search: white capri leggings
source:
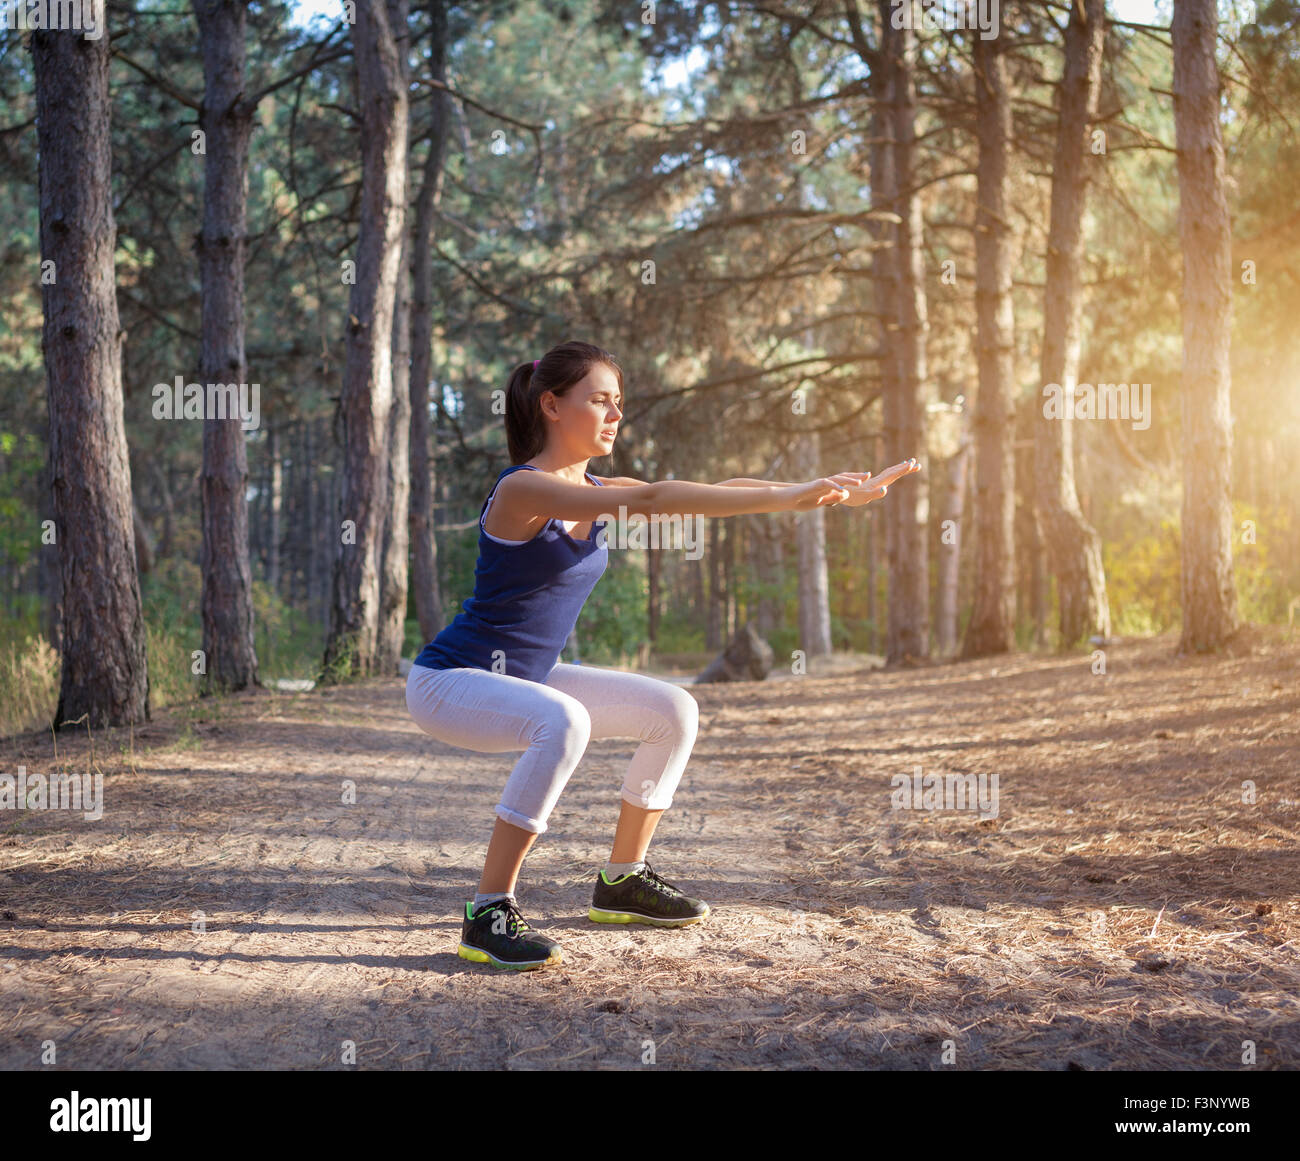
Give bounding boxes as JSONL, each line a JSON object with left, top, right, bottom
{"left": 405, "top": 661, "right": 700, "bottom": 835}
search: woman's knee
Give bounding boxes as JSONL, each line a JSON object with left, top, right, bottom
{"left": 534, "top": 694, "right": 592, "bottom": 756}
{"left": 666, "top": 685, "right": 699, "bottom": 740}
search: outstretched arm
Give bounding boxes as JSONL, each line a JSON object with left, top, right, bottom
{"left": 499, "top": 470, "right": 857, "bottom": 523}
{"left": 602, "top": 476, "right": 802, "bottom": 488}
{"left": 716, "top": 460, "right": 921, "bottom": 503}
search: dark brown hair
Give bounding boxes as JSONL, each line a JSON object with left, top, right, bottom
{"left": 504, "top": 340, "right": 624, "bottom": 464}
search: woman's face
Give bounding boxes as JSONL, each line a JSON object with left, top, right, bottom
{"left": 544, "top": 364, "right": 623, "bottom": 458}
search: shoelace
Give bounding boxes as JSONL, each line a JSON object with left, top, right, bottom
{"left": 638, "top": 861, "right": 682, "bottom": 897}
{"left": 481, "top": 899, "right": 533, "bottom": 935}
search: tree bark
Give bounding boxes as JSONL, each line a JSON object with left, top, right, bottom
{"left": 377, "top": 0, "right": 412, "bottom": 673}
{"left": 1034, "top": 0, "right": 1111, "bottom": 649}
{"left": 408, "top": 0, "right": 452, "bottom": 643}
{"left": 35, "top": 12, "right": 150, "bottom": 728}
{"left": 880, "top": 0, "right": 930, "bottom": 663}
{"left": 963, "top": 23, "right": 1017, "bottom": 657}
{"left": 323, "top": 0, "right": 409, "bottom": 678}
{"left": 1173, "top": 0, "right": 1241, "bottom": 650}
{"left": 868, "top": 9, "right": 897, "bottom": 664}
{"left": 193, "top": 0, "right": 260, "bottom": 692}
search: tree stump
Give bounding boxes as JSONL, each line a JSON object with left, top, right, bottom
{"left": 695, "top": 622, "right": 774, "bottom": 684}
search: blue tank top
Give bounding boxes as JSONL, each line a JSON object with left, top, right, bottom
{"left": 413, "top": 464, "right": 609, "bottom": 683}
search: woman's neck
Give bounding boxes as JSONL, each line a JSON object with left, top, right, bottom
{"left": 525, "top": 455, "right": 590, "bottom": 485}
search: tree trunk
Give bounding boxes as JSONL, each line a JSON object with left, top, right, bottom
{"left": 267, "top": 424, "right": 282, "bottom": 596}
{"left": 795, "top": 430, "right": 833, "bottom": 659}
{"left": 40, "top": 445, "right": 62, "bottom": 655}
{"left": 881, "top": 1, "right": 930, "bottom": 663}
{"left": 690, "top": 548, "right": 705, "bottom": 640}
{"left": 378, "top": 225, "right": 412, "bottom": 671}
{"left": 865, "top": 431, "right": 881, "bottom": 654}
{"left": 647, "top": 525, "right": 660, "bottom": 649}
{"left": 408, "top": 0, "right": 451, "bottom": 644}
{"left": 1173, "top": 0, "right": 1240, "bottom": 650}
{"left": 963, "top": 23, "right": 1017, "bottom": 658}
{"left": 323, "top": 0, "right": 409, "bottom": 679}
{"left": 193, "top": 0, "right": 259, "bottom": 692}
{"left": 377, "top": 0, "right": 412, "bottom": 673}
{"left": 868, "top": 12, "right": 896, "bottom": 665}
{"left": 706, "top": 517, "right": 723, "bottom": 650}
{"left": 304, "top": 418, "right": 317, "bottom": 611}
{"left": 938, "top": 409, "right": 971, "bottom": 656}
{"left": 1034, "top": 0, "right": 1111, "bottom": 649}
{"left": 723, "top": 516, "right": 736, "bottom": 640}
{"left": 35, "top": 16, "right": 150, "bottom": 728}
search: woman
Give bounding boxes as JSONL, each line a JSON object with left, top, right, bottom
{"left": 406, "top": 340, "right": 920, "bottom": 970}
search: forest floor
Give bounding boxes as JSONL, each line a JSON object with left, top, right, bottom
{"left": 1, "top": 629, "right": 1298, "bottom": 1071}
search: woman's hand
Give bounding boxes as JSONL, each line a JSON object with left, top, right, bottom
{"left": 825, "top": 459, "right": 922, "bottom": 507}
{"left": 784, "top": 459, "right": 921, "bottom": 513}
{"left": 786, "top": 478, "right": 854, "bottom": 511}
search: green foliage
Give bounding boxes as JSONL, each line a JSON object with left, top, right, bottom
{"left": 141, "top": 557, "right": 327, "bottom": 695}
{"left": 318, "top": 635, "right": 357, "bottom": 686}
{"left": 403, "top": 618, "right": 426, "bottom": 658}
{"left": 251, "top": 577, "right": 327, "bottom": 681}
{"left": 572, "top": 553, "right": 648, "bottom": 667}
{"left": 1104, "top": 516, "right": 1183, "bottom": 637}
{"left": 0, "top": 430, "right": 45, "bottom": 591}
{"left": 650, "top": 616, "right": 706, "bottom": 656}
{"left": 437, "top": 528, "right": 480, "bottom": 625}
{"left": 1101, "top": 500, "right": 1292, "bottom": 636}
{"left": 1232, "top": 502, "right": 1292, "bottom": 624}
{"left": 145, "top": 615, "right": 199, "bottom": 710}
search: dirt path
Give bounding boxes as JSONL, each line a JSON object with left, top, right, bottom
{"left": 2, "top": 633, "right": 1298, "bottom": 1070}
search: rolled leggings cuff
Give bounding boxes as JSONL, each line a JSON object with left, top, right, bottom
{"left": 622, "top": 787, "right": 674, "bottom": 812}
{"left": 495, "top": 804, "right": 547, "bottom": 835}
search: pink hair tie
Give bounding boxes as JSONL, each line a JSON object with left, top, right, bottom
{"left": 533, "top": 359, "right": 539, "bottom": 370}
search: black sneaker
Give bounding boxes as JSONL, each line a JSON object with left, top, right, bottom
{"left": 588, "top": 860, "right": 710, "bottom": 927}
{"left": 458, "top": 898, "right": 563, "bottom": 970}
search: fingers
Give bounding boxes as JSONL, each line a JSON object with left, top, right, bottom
{"left": 819, "top": 479, "right": 850, "bottom": 505}
{"left": 872, "top": 458, "right": 922, "bottom": 484}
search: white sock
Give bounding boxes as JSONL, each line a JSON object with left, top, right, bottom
{"left": 603, "top": 860, "right": 645, "bottom": 881}
{"left": 472, "top": 891, "right": 514, "bottom": 915}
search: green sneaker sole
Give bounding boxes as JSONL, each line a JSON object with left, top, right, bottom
{"left": 457, "top": 942, "right": 563, "bottom": 971}
{"left": 587, "top": 905, "right": 709, "bottom": 928}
